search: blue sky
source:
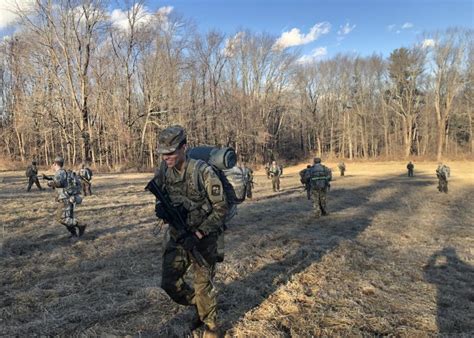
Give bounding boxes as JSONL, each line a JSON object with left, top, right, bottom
{"left": 0, "top": 0, "right": 472, "bottom": 60}
{"left": 156, "top": 0, "right": 473, "bottom": 59}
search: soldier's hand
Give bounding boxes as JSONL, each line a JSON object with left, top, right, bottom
{"left": 180, "top": 233, "right": 200, "bottom": 251}
{"left": 155, "top": 201, "right": 169, "bottom": 222}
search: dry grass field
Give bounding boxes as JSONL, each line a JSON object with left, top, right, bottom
{"left": 1, "top": 161, "right": 473, "bottom": 337}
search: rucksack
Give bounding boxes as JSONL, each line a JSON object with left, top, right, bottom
{"left": 308, "top": 164, "right": 330, "bottom": 190}
{"left": 65, "top": 170, "right": 82, "bottom": 197}
{"left": 186, "top": 146, "right": 248, "bottom": 221}
{"left": 25, "top": 166, "right": 34, "bottom": 177}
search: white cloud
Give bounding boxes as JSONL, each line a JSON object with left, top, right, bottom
{"left": 110, "top": 5, "right": 172, "bottom": 32}
{"left": 422, "top": 38, "right": 436, "bottom": 48}
{"left": 338, "top": 22, "right": 356, "bottom": 35}
{"left": 223, "top": 31, "right": 245, "bottom": 57}
{"left": 298, "top": 46, "right": 327, "bottom": 63}
{"left": 274, "top": 22, "right": 330, "bottom": 49}
{"left": 0, "top": 0, "right": 35, "bottom": 29}
{"left": 387, "top": 24, "right": 396, "bottom": 31}
{"left": 157, "top": 6, "right": 173, "bottom": 17}
{"left": 402, "top": 22, "right": 414, "bottom": 29}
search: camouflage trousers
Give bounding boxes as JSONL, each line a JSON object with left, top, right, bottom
{"left": 311, "top": 188, "right": 328, "bottom": 217}
{"left": 56, "top": 199, "right": 78, "bottom": 234}
{"left": 161, "top": 233, "right": 219, "bottom": 328}
{"left": 340, "top": 170, "right": 345, "bottom": 176}
{"left": 438, "top": 178, "right": 448, "bottom": 193}
{"left": 408, "top": 169, "right": 414, "bottom": 177}
{"left": 27, "top": 177, "right": 43, "bottom": 191}
{"left": 271, "top": 176, "right": 280, "bottom": 191}
{"left": 81, "top": 179, "right": 92, "bottom": 196}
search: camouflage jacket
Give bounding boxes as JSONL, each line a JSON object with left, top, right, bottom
{"left": 156, "top": 158, "right": 228, "bottom": 235}
{"left": 26, "top": 165, "right": 38, "bottom": 178}
{"left": 269, "top": 165, "right": 281, "bottom": 177}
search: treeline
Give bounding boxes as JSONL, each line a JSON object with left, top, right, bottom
{"left": 0, "top": 1, "right": 472, "bottom": 168}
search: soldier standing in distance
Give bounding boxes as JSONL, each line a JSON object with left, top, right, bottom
{"left": 269, "top": 160, "right": 281, "bottom": 192}
{"left": 305, "top": 157, "right": 332, "bottom": 218}
{"left": 154, "top": 126, "right": 227, "bottom": 337}
{"left": 26, "top": 160, "right": 44, "bottom": 192}
{"left": 264, "top": 162, "right": 271, "bottom": 179}
{"left": 407, "top": 161, "right": 414, "bottom": 177}
{"left": 436, "top": 163, "right": 450, "bottom": 193}
{"left": 337, "top": 161, "right": 346, "bottom": 176}
{"left": 79, "top": 163, "right": 93, "bottom": 196}
{"left": 242, "top": 163, "right": 254, "bottom": 199}
{"left": 45, "top": 156, "right": 86, "bottom": 239}
{"left": 299, "top": 165, "right": 312, "bottom": 200}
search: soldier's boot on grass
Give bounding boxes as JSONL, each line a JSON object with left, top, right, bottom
{"left": 77, "top": 224, "right": 87, "bottom": 237}
{"left": 66, "top": 225, "right": 78, "bottom": 239}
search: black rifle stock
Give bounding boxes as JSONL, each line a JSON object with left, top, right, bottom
{"left": 145, "top": 178, "right": 210, "bottom": 268}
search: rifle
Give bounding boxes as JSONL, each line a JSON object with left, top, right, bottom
{"left": 145, "top": 178, "right": 210, "bottom": 268}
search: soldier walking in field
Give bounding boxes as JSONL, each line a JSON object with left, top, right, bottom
{"left": 305, "top": 158, "right": 332, "bottom": 218}
{"left": 242, "top": 163, "right": 254, "bottom": 199}
{"left": 43, "top": 156, "right": 85, "bottom": 239}
{"left": 269, "top": 161, "right": 282, "bottom": 192}
{"left": 79, "top": 163, "right": 93, "bottom": 196}
{"left": 407, "top": 161, "right": 414, "bottom": 177}
{"left": 299, "top": 165, "right": 312, "bottom": 200}
{"left": 26, "top": 161, "right": 44, "bottom": 192}
{"left": 153, "top": 126, "right": 227, "bottom": 337}
{"left": 436, "top": 163, "right": 450, "bottom": 193}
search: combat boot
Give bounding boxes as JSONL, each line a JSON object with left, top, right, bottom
{"left": 77, "top": 224, "right": 87, "bottom": 237}
{"left": 66, "top": 226, "right": 78, "bottom": 238}
{"left": 203, "top": 324, "right": 221, "bottom": 338}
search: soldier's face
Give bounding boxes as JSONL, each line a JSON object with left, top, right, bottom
{"left": 162, "top": 145, "right": 187, "bottom": 169}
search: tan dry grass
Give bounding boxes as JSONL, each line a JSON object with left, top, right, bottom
{"left": 1, "top": 161, "right": 473, "bottom": 336}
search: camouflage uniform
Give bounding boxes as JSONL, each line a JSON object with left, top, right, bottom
{"left": 305, "top": 159, "right": 332, "bottom": 217}
{"left": 436, "top": 164, "right": 450, "bottom": 193}
{"left": 79, "top": 165, "right": 92, "bottom": 196}
{"left": 269, "top": 163, "right": 281, "bottom": 192}
{"left": 337, "top": 162, "right": 346, "bottom": 176}
{"left": 242, "top": 165, "right": 254, "bottom": 199}
{"left": 407, "top": 162, "right": 414, "bottom": 177}
{"left": 155, "top": 126, "right": 227, "bottom": 333}
{"left": 299, "top": 165, "right": 312, "bottom": 200}
{"left": 48, "top": 156, "right": 85, "bottom": 238}
{"left": 26, "top": 162, "right": 44, "bottom": 191}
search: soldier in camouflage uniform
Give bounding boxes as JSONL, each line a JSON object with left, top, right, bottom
{"left": 436, "top": 163, "right": 450, "bottom": 193}
{"left": 46, "top": 156, "right": 86, "bottom": 239}
{"left": 305, "top": 158, "right": 332, "bottom": 218}
{"left": 26, "top": 160, "right": 44, "bottom": 192}
{"left": 299, "top": 165, "right": 312, "bottom": 200}
{"left": 154, "top": 126, "right": 227, "bottom": 337}
{"left": 407, "top": 161, "right": 414, "bottom": 177}
{"left": 79, "top": 163, "right": 93, "bottom": 196}
{"left": 337, "top": 161, "right": 346, "bottom": 177}
{"left": 242, "top": 163, "right": 254, "bottom": 199}
{"left": 269, "top": 161, "right": 281, "bottom": 192}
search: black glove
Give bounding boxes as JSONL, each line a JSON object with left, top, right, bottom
{"left": 179, "top": 233, "right": 200, "bottom": 251}
{"left": 155, "top": 201, "right": 169, "bottom": 221}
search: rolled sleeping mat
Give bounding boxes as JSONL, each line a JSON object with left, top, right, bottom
{"left": 187, "top": 146, "right": 237, "bottom": 170}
